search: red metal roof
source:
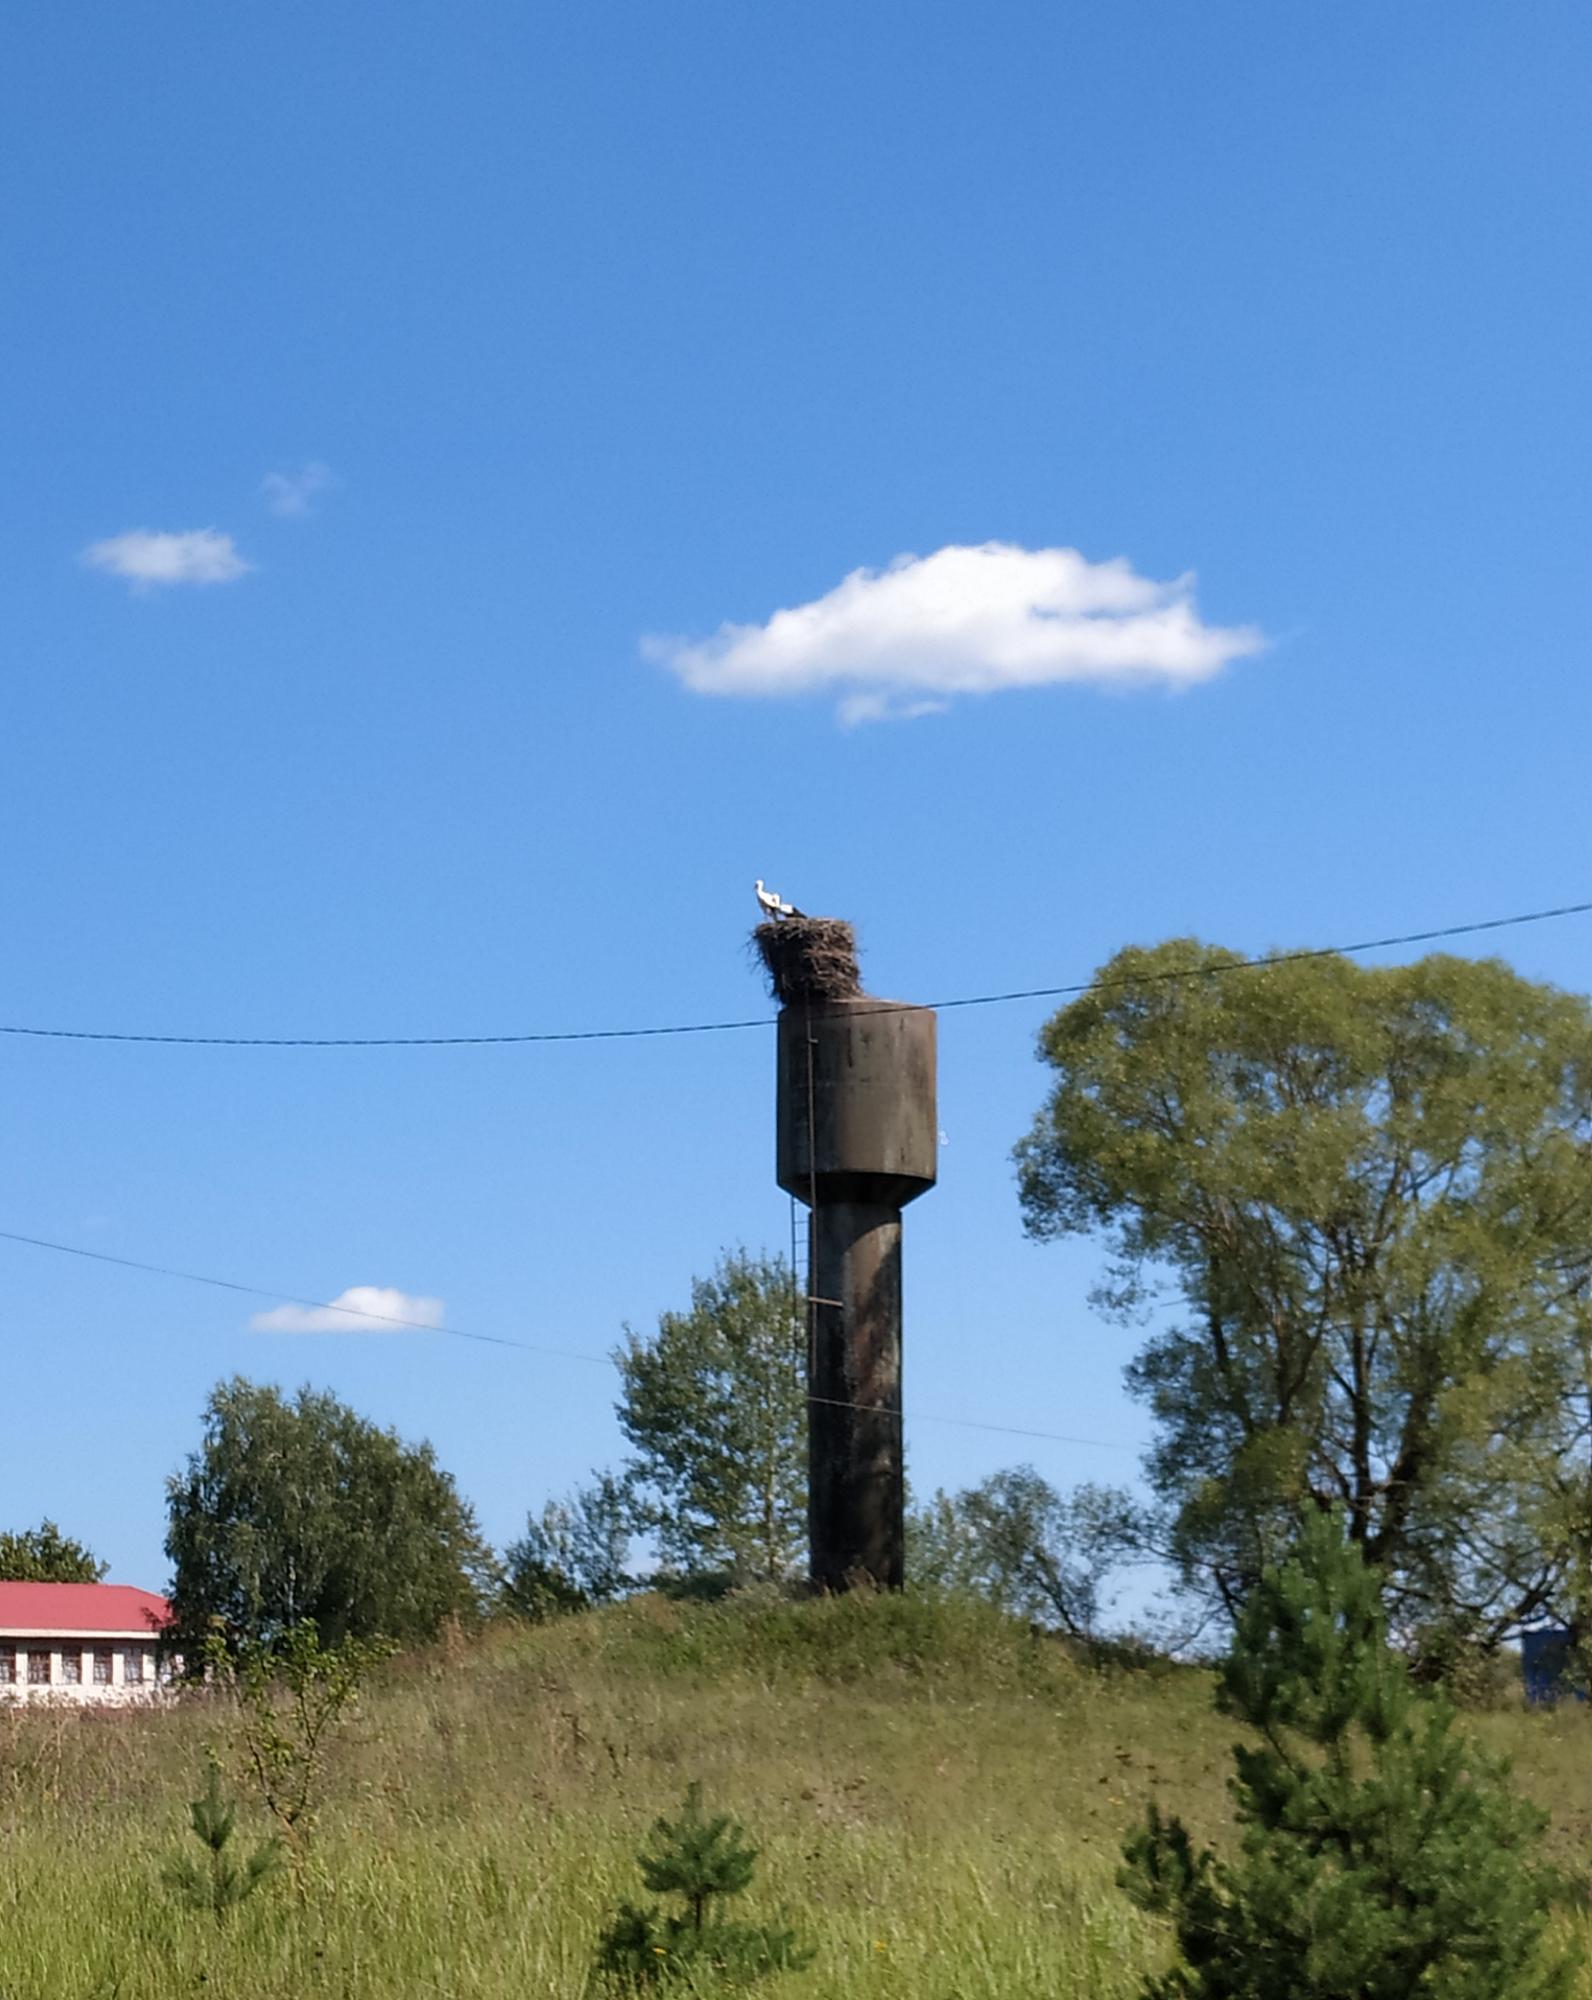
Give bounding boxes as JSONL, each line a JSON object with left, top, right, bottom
{"left": 0, "top": 1582, "right": 171, "bottom": 1635}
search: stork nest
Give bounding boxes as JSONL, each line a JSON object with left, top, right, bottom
{"left": 753, "top": 917, "right": 862, "bottom": 1006}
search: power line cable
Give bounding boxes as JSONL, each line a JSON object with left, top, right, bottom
{"left": 0, "top": 1225, "right": 1138, "bottom": 1455}
{"left": 0, "top": 897, "right": 1588, "bottom": 1049}
{"left": 0, "top": 1227, "right": 606, "bottom": 1363}
{"left": 929, "top": 897, "right": 1592, "bottom": 1014}
{"left": 2, "top": 1241, "right": 1473, "bottom": 1484}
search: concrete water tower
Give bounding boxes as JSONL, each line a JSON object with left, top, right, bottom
{"left": 753, "top": 907, "right": 937, "bottom": 1591}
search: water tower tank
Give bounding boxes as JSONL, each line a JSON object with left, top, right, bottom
{"left": 775, "top": 998, "right": 937, "bottom": 1208}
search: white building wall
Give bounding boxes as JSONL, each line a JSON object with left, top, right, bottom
{"left": 0, "top": 1636, "right": 175, "bottom": 1705}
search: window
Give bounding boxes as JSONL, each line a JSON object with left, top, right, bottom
{"left": 60, "top": 1650, "right": 82, "bottom": 1685}
{"left": 0, "top": 1653, "right": 13, "bottom": 1685}
{"left": 27, "top": 1651, "right": 50, "bottom": 1686}
{"left": 122, "top": 1649, "right": 145, "bottom": 1686}
{"left": 92, "top": 1650, "right": 113, "bottom": 1685}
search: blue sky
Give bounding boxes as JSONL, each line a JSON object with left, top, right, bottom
{"left": 3, "top": 3, "right": 1590, "bottom": 1598}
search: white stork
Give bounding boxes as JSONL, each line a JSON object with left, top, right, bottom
{"left": 755, "top": 879, "right": 804, "bottom": 920}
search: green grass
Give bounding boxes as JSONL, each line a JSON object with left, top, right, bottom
{"left": 0, "top": 1592, "right": 1587, "bottom": 1997}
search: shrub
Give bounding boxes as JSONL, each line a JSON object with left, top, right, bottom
{"left": 584, "top": 1581, "right": 1071, "bottom": 1690}
{"left": 206, "top": 1618, "right": 391, "bottom": 1867}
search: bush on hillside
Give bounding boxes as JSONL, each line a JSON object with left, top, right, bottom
{"left": 553, "top": 1581, "right": 1081, "bottom": 1690}
{"left": 208, "top": 1619, "right": 392, "bottom": 1867}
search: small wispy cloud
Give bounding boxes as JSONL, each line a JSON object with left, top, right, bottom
{"left": 262, "top": 461, "right": 334, "bottom": 518}
{"left": 645, "top": 541, "right": 1265, "bottom": 724}
{"left": 250, "top": 1285, "right": 445, "bottom": 1336}
{"left": 82, "top": 528, "right": 252, "bottom": 591}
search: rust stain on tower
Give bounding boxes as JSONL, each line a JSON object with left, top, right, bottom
{"left": 753, "top": 910, "right": 937, "bottom": 1592}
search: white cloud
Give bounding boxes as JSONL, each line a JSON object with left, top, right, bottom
{"left": 262, "top": 461, "right": 334, "bottom": 518}
{"left": 250, "top": 1286, "right": 445, "bottom": 1336}
{"left": 645, "top": 541, "right": 1265, "bottom": 723}
{"left": 82, "top": 528, "right": 251, "bottom": 590}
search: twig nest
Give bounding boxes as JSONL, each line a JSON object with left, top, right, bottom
{"left": 753, "top": 918, "right": 863, "bottom": 1006}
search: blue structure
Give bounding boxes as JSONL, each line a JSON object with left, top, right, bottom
{"left": 1520, "top": 1627, "right": 1584, "bottom": 1705}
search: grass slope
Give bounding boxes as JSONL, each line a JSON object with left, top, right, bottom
{"left": 0, "top": 1592, "right": 1588, "bottom": 1998}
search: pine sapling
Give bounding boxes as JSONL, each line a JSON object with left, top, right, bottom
{"left": 596, "top": 1782, "right": 812, "bottom": 1986}
{"left": 1118, "top": 1509, "right": 1580, "bottom": 2000}
{"left": 162, "top": 1763, "right": 281, "bottom": 1922}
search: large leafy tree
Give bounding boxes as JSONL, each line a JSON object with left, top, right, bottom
{"left": 1016, "top": 943, "right": 1592, "bottom": 1654}
{"left": 617, "top": 1250, "right": 806, "bottom": 1584}
{"left": 166, "top": 1377, "right": 494, "bottom": 1657}
{"left": 0, "top": 1520, "right": 106, "bottom": 1583}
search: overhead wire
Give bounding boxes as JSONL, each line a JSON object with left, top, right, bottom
{"left": 8, "top": 893, "right": 1591, "bottom": 1461}
{"left": 0, "top": 1227, "right": 604, "bottom": 1363}
{"left": 0, "top": 1226, "right": 1138, "bottom": 1455}
{"left": 0, "top": 896, "right": 1587, "bottom": 1049}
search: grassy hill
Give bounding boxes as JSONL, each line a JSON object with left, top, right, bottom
{"left": 3, "top": 1591, "right": 1591, "bottom": 1998}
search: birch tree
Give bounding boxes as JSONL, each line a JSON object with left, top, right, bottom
{"left": 617, "top": 1250, "right": 806, "bottom": 1585}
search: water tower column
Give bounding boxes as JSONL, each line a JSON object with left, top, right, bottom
{"left": 807, "top": 1199, "right": 905, "bottom": 1590}
{"left": 768, "top": 974, "right": 937, "bottom": 1593}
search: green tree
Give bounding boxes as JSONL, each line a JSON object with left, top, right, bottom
{"left": 1015, "top": 943, "right": 1592, "bottom": 1654}
{"left": 1119, "top": 1509, "right": 1578, "bottom": 1999}
{"left": 617, "top": 1251, "right": 806, "bottom": 1585}
{"left": 908, "top": 1469, "right": 1139, "bottom": 1638}
{"left": 0, "top": 1519, "right": 106, "bottom": 1582}
{"left": 503, "top": 1472, "right": 633, "bottom": 1619}
{"left": 165, "top": 1377, "right": 494, "bottom": 1658}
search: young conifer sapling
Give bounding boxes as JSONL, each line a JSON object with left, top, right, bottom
{"left": 596, "top": 1782, "right": 812, "bottom": 1986}
{"left": 162, "top": 1762, "right": 281, "bottom": 1922}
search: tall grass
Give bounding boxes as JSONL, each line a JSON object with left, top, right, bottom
{"left": 0, "top": 1593, "right": 1586, "bottom": 1997}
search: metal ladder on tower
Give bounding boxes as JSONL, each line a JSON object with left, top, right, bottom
{"left": 789, "top": 1191, "right": 816, "bottom": 1378}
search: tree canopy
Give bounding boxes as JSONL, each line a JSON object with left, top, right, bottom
{"left": 1016, "top": 943, "right": 1592, "bottom": 1657}
{"left": 616, "top": 1250, "right": 806, "bottom": 1585}
{"left": 0, "top": 1520, "right": 106, "bottom": 1583}
{"left": 165, "top": 1377, "right": 494, "bottom": 1657}
{"left": 909, "top": 1470, "right": 1137, "bottom": 1638}
{"left": 504, "top": 1473, "right": 633, "bottom": 1619}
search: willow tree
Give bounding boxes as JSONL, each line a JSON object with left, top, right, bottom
{"left": 1015, "top": 942, "right": 1592, "bottom": 1658}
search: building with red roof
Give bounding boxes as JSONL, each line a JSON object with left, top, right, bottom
{"left": 0, "top": 1581, "right": 175, "bottom": 1703}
